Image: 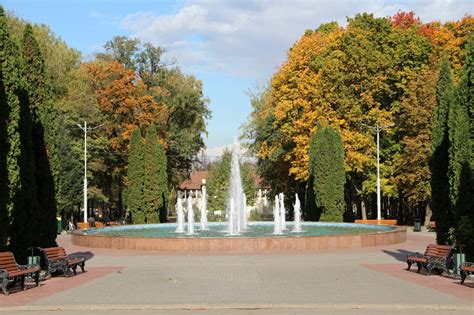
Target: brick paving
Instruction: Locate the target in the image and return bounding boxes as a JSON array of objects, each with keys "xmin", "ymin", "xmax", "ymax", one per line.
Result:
[{"xmin": 0, "ymin": 229, "xmax": 472, "ymax": 314}]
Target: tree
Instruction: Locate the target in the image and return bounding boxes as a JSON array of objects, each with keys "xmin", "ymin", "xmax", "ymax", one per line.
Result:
[
  {"xmin": 451, "ymin": 37, "xmax": 474, "ymax": 259},
  {"xmin": 22, "ymin": 24, "xmax": 57, "ymax": 247},
  {"xmin": 0, "ymin": 7, "xmax": 10, "ymax": 250},
  {"xmin": 0, "ymin": 7, "xmax": 40, "ymax": 258},
  {"xmin": 207, "ymin": 150, "xmax": 257, "ymax": 213},
  {"xmin": 97, "ymin": 36, "xmax": 210, "ymax": 189},
  {"xmin": 157, "ymin": 135, "xmax": 168, "ymax": 223},
  {"xmin": 431, "ymin": 58, "xmax": 454, "ymax": 244},
  {"xmin": 308, "ymin": 125, "xmax": 345, "ymax": 222},
  {"xmin": 394, "ymin": 70, "xmax": 437, "ymax": 223},
  {"xmin": 55, "ymin": 118, "xmax": 82, "ymax": 218},
  {"xmin": 143, "ymin": 125, "xmax": 167, "ymax": 223},
  {"xmin": 126, "ymin": 128, "xmax": 145, "ymax": 223}
]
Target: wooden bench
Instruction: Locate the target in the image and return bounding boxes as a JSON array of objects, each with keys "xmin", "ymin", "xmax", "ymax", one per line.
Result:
[
  {"xmin": 406, "ymin": 244, "xmax": 452, "ymax": 275},
  {"xmin": 0, "ymin": 252, "xmax": 40, "ymax": 295},
  {"xmin": 460, "ymin": 262, "xmax": 474, "ymax": 285},
  {"xmin": 31, "ymin": 247, "xmax": 85, "ymax": 278}
]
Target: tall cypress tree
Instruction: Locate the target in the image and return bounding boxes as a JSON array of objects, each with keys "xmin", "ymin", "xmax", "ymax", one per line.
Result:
[
  {"xmin": 0, "ymin": 7, "xmax": 40, "ymax": 257},
  {"xmin": 452, "ymin": 37, "xmax": 474, "ymax": 259},
  {"xmin": 431, "ymin": 58, "xmax": 454, "ymax": 245},
  {"xmin": 127, "ymin": 128, "xmax": 145, "ymax": 224},
  {"xmin": 22, "ymin": 24, "xmax": 57, "ymax": 247},
  {"xmin": 157, "ymin": 137, "xmax": 168, "ymax": 223},
  {"xmin": 305, "ymin": 137, "xmax": 318, "ymax": 221},
  {"xmin": 308, "ymin": 125, "xmax": 345, "ymax": 222},
  {"xmin": 144, "ymin": 125, "xmax": 162, "ymax": 223},
  {"xmin": 0, "ymin": 6, "xmax": 11, "ymax": 250}
]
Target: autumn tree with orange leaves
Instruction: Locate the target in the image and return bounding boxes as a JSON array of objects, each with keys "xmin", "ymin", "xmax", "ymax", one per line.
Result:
[{"xmin": 245, "ymin": 12, "xmax": 473, "ymax": 224}]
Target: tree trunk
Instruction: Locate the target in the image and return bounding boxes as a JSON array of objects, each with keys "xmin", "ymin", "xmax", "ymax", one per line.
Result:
[
  {"xmin": 424, "ymin": 203, "xmax": 432, "ymax": 227},
  {"xmin": 361, "ymin": 200, "xmax": 367, "ymax": 220}
]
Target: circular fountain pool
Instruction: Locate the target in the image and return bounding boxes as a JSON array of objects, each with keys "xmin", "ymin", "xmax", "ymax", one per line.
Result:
[{"xmin": 71, "ymin": 222, "xmax": 406, "ymax": 252}]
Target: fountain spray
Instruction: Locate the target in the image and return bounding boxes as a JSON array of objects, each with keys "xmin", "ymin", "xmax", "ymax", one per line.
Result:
[
  {"xmin": 175, "ymin": 197, "xmax": 185, "ymax": 233},
  {"xmin": 273, "ymin": 195, "xmax": 282, "ymax": 235},
  {"xmin": 187, "ymin": 195, "xmax": 194, "ymax": 235},
  {"xmin": 293, "ymin": 193, "xmax": 302, "ymax": 233}
]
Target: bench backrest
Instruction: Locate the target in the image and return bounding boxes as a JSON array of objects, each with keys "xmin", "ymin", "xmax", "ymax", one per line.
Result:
[
  {"xmin": 43, "ymin": 247, "xmax": 67, "ymax": 261},
  {"xmin": 0, "ymin": 252, "xmax": 18, "ymax": 273},
  {"xmin": 424, "ymin": 244, "xmax": 451, "ymax": 258}
]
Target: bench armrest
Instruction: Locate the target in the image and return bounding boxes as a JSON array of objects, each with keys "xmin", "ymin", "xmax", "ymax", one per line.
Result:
[
  {"xmin": 17, "ymin": 264, "xmax": 31, "ymax": 270},
  {"xmin": 0, "ymin": 269, "xmax": 8, "ymax": 279},
  {"xmin": 407, "ymin": 252, "xmax": 423, "ymax": 259}
]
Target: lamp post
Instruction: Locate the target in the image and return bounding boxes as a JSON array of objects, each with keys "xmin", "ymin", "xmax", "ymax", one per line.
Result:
[
  {"xmin": 77, "ymin": 121, "xmax": 104, "ymax": 223},
  {"xmin": 362, "ymin": 122, "xmax": 394, "ymax": 221}
]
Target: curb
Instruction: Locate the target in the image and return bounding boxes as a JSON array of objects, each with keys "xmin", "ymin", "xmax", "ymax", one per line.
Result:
[{"xmin": 0, "ymin": 303, "xmax": 472, "ymax": 312}]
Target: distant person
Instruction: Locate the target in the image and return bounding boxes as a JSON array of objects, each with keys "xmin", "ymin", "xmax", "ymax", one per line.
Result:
[{"xmin": 87, "ymin": 216, "xmax": 96, "ymax": 228}]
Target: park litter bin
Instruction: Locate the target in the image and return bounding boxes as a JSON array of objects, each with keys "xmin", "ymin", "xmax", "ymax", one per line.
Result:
[
  {"xmin": 413, "ymin": 219, "xmax": 421, "ymax": 232},
  {"xmin": 56, "ymin": 216, "xmax": 62, "ymax": 234}
]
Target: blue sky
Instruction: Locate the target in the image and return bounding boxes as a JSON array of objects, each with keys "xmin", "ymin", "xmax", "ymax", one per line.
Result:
[{"xmin": 1, "ymin": 0, "xmax": 472, "ymax": 149}]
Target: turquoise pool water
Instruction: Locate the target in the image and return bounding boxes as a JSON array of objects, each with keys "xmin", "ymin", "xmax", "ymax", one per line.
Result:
[{"xmin": 85, "ymin": 222, "xmax": 394, "ymax": 238}]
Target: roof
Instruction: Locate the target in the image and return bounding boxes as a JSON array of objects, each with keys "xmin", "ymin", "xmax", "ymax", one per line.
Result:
[
  {"xmin": 178, "ymin": 170, "xmax": 208, "ymax": 190},
  {"xmin": 178, "ymin": 169, "xmax": 270, "ymax": 190}
]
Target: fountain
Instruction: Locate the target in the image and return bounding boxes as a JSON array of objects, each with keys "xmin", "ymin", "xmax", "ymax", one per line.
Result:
[
  {"xmin": 293, "ymin": 193, "xmax": 302, "ymax": 233},
  {"xmin": 228, "ymin": 141, "xmax": 246, "ymax": 235},
  {"xmin": 74, "ymin": 141, "xmax": 406, "ymax": 252},
  {"xmin": 175, "ymin": 197, "xmax": 185, "ymax": 233},
  {"xmin": 279, "ymin": 193, "xmax": 286, "ymax": 231},
  {"xmin": 273, "ymin": 195, "xmax": 282, "ymax": 235},
  {"xmin": 200, "ymin": 180, "xmax": 208, "ymax": 230},
  {"xmin": 187, "ymin": 195, "xmax": 194, "ymax": 235}
]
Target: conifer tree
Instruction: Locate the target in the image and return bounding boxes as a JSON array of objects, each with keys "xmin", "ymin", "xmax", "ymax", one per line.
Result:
[
  {"xmin": 431, "ymin": 58, "xmax": 454, "ymax": 244},
  {"xmin": 22, "ymin": 24, "xmax": 57, "ymax": 247},
  {"xmin": 451, "ymin": 37, "xmax": 474, "ymax": 259},
  {"xmin": 0, "ymin": 6, "xmax": 10, "ymax": 250},
  {"xmin": 10, "ymin": 84, "xmax": 40, "ymax": 258},
  {"xmin": 0, "ymin": 7, "xmax": 39, "ymax": 256},
  {"xmin": 308, "ymin": 125, "xmax": 345, "ymax": 222},
  {"xmin": 127, "ymin": 128, "xmax": 145, "ymax": 223},
  {"xmin": 144, "ymin": 125, "xmax": 163, "ymax": 223},
  {"xmin": 305, "ymin": 142, "xmax": 318, "ymax": 221},
  {"xmin": 157, "ymin": 137, "xmax": 168, "ymax": 223}
]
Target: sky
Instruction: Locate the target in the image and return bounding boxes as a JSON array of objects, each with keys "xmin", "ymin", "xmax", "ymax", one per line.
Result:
[{"xmin": 1, "ymin": 0, "xmax": 472, "ymax": 149}]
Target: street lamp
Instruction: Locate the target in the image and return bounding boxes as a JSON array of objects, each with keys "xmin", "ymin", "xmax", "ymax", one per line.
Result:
[
  {"xmin": 77, "ymin": 121, "xmax": 104, "ymax": 223},
  {"xmin": 361, "ymin": 122, "xmax": 394, "ymax": 221}
]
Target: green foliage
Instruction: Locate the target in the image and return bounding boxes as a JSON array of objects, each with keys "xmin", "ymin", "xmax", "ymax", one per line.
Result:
[
  {"xmin": 157, "ymin": 133, "xmax": 168, "ymax": 223},
  {"xmin": 55, "ymin": 118, "xmax": 82, "ymax": 216},
  {"xmin": 127, "ymin": 128, "xmax": 145, "ymax": 224},
  {"xmin": 9, "ymin": 84, "xmax": 40, "ymax": 257},
  {"xmin": 452, "ymin": 37, "xmax": 474, "ymax": 259},
  {"xmin": 431, "ymin": 58, "xmax": 454, "ymax": 244},
  {"xmin": 308, "ymin": 125, "xmax": 345, "ymax": 222},
  {"xmin": 98, "ymin": 36, "xmax": 210, "ymax": 189},
  {"xmin": 22, "ymin": 24, "xmax": 57, "ymax": 247},
  {"xmin": 249, "ymin": 209, "xmax": 261, "ymax": 221},
  {"xmin": 0, "ymin": 6, "xmax": 10, "ymax": 250},
  {"xmin": 207, "ymin": 150, "xmax": 257, "ymax": 212},
  {"xmin": 394, "ymin": 70, "xmax": 437, "ymax": 208},
  {"xmin": 143, "ymin": 125, "xmax": 168, "ymax": 223},
  {"xmin": 0, "ymin": 6, "xmax": 37, "ymax": 256}
]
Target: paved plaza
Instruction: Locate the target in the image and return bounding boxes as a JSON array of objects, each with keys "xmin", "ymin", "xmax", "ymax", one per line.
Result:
[{"xmin": 0, "ymin": 229, "xmax": 472, "ymax": 314}]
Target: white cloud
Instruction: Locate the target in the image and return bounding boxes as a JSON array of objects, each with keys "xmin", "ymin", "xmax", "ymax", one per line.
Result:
[{"xmin": 120, "ymin": 0, "xmax": 473, "ymax": 80}]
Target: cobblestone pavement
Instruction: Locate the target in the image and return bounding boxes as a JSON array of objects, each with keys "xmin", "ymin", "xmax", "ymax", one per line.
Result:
[{"xmin": 0, "ymin": 229, "xmax": 472, "ymax": 314}]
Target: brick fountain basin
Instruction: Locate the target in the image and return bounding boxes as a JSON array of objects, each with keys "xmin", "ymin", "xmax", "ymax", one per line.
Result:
[{"xmin": 71, "ymin": 222, "xmax": 406, "ymax": 252}]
